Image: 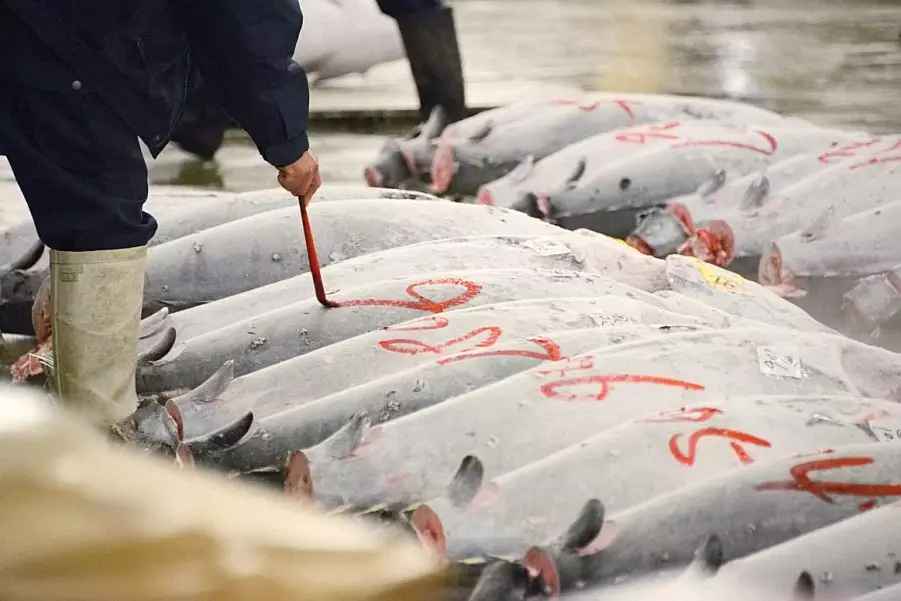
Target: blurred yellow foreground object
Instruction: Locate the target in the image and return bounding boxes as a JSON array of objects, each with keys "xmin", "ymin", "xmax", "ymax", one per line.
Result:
[{"xmin": 0, "ymin": 384, "xmax": 441, "ymax": 601}]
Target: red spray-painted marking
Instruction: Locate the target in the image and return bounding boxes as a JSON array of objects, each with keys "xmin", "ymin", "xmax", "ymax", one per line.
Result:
[
  {"xmin": 615, "ymin": 121, "xmax": 682, "ymax": 144},
  {"xmin": 383, "ymin": 316, "xmax": 450, "ymax": 332},
  {"xmin": 849, "ymin": 155, "xmax": 901, "ymax": 171},
  {"xmin": 616, "ymin": 100, "xmax": 638, "ymax": 120},
  {"xmin": 550, "ymin": 98, "xmax": 601, "ymax": 112},
  {"xmin": 643, "ymin": 407, "xmax": 724, "ymax": 423},
  {"xmin": 671, "ymin": 130, "xmax": 778, "ymax": 156},
  {"xmin": 540, "ymin": 374, "xmax": 704, "ymax": 401},
  {"xmin": 669, "ymin": 428, "xmax": 772, "ymax": 466},
  {"xmin": 436, "ymin": 336, "xmax": 563, "ymax": 365},
  {"xmin": 534, "ymin": 355, "xmax": 596, "ymax": 378},
  {"xmin": 333, "ymin": 278, "xmax": 482, "ymax": 313},
  {"xmin": 379, "ymin": 326, "xmax": 503, "ymax": 356},
  {"xmin": 817, "ymin": 139, "xmax": 882, "ymax": 164},
  {"xmin": 755, "ymin": 456, "xmax": 901, "ymax": 511}
]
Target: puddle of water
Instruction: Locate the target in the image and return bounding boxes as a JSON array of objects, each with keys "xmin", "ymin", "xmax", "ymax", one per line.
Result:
[{"xmin": 148, "ymin": 0, "xmax": 901, "ymax": 191}]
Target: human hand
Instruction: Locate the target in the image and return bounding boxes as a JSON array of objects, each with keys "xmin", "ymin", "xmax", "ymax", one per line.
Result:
[{"xmin": 278, "ymin": 151, "xmax": 321, "ymax": 205}]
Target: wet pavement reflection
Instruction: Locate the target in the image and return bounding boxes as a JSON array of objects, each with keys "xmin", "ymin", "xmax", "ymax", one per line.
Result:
[{"xmin": 149, "ymin": 0, "xmax": 901, "ymax": 191}]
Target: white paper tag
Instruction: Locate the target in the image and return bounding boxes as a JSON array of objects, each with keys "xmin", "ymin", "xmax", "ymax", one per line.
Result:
[
  {"xmin": 590, "ymin": 313, "xmax": 632, "ymax": 327},
  {"xmin": 868, "ymin": 419, "xmax": 901, "ymax": 443},
  {"xmin": 757, "ymin": 346, "xmax": 804, "ymax": 379},
  {"xmin": 522, "ymin": 238, "xmax": 572, "ymax": 257}
]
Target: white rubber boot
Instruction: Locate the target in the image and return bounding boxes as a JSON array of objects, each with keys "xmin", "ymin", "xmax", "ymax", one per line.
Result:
[{"xmin": 50, "ymin": 246, "xmax": 147, "ymax": 426}]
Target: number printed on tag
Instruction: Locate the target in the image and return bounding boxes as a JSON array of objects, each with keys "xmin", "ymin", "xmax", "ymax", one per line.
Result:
[
  {"xmin": 688, "ymin": 257, "xmax": 744, "ymax": 293},
  {"xmin": 522, "ymin": 238, "xmax": 572, "ymax": 257},
  {"xmin": 757, "ymin": 346, "xmax": 804, "ymax": 379},
  {"xmin": 868, "ymin": 419, "xmax": 901, "ymax": 443}
]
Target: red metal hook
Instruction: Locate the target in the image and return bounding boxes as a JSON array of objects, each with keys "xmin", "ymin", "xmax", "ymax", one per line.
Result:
[{"xmin": 298, "ymin": 195, "xmax": 340, "ymax": 308}]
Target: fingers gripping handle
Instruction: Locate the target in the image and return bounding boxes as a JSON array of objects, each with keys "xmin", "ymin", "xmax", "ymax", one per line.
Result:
[{"xmin": 298, "ymin": 196, "xmax": 340, "ymax": 308}]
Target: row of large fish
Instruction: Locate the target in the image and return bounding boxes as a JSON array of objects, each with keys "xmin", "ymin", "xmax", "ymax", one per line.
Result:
[
  {"xmin": 3, "ymin": 93, "xmax": 901, "ymax": 600},
  {"xmin": 364, "ymin": 92, "xmax": 901, "ymax": 350}
]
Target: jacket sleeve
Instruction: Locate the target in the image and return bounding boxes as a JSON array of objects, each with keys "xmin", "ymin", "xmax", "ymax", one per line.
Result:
[{"xmin": 174, "ymin": 0, "xmax": 310, "ymax": 168}]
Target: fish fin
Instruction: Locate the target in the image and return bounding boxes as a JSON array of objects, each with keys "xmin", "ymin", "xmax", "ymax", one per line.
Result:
[
  {"xmin": 740, "ymin": 174, "xmax": 770, "ymax": 210},
  {"xmin": 575, "ymin": 519, "xmax": 619, "ymax": 556},
  {"xmin": 559, "ymin": 498, "xmax": 605, "ymax": 552},
  {"xmin": 136, "ymin": 326, "xmax": 176, "ymax": 365},
  {"xmin": 696, "ymin": 169, "xmax": 727, "ymax": 197},
  {"xmin": 184, "ymin": 411, "xmax": 254, "ymax": 457},
  {"xmin": 792, "ymin": 571, "xmax": 816, "ymax": 600},
  {"xmin": 284, "ymin": 450, "xmax": 315, "ymax": 501},
  {"xmin": 139, "ymin": 307, "xmax": 170, "ymax": 340},
  {"xmin": 469, "ymin": 121, "xmax": 493, "ymax": 143},
  {"xmin": 799, "ymin": 205, "xmax": 837, "ymax": 241},
  {"xmin": 564, "ymin": 157, "xmax": 586, "ymax": 189},
  {"xmin": 164, "ymin": 400, "xmax": 185, "ymax": 441},
  {"xmin": 410, "ymin": 504, "xmax": 448, "ymax": 564},
  {"xmin": 174, "ymin": 443, "xmax": 195, "ymax": 469},
  {"xmin": 317, "ymin": 411, "xmax": 371, "ymax": 460},
  {"xmin": 692, "ymin": 534, "xmax": 724, "ymax": 576},
  {"xmin": 447, "ymin": 455, "xmax": 485, "ymax": 509},
  {"xmin": 421, "ymin": 105, "xmax": 448, "ymax": 140},
  {"xmin": 4, "ymin": 240, "xmax": 45, "ymax": 272},
  {"xmin": 171, "ymin": 360, "xmax": 235, "ymax": 406},
  {"xmin": 523, "ymin": 546, "xmax": 561, "ymax": 598},
  {"xmin": 507, "ymin": 155, "xmax": 535, "ymax": 184}
]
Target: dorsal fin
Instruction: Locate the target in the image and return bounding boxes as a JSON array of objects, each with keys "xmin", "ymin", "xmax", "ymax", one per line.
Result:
[
  {"xmin": 740, "ymin": 174, "xmax": 770, "ymax": 210},
  {"xmin": 799, "ymin": 205, "xmax": 837, "ymax": 241},
  {"xmin": 696, "ymin": 169, "xmax": 727, "ymax": 197}
]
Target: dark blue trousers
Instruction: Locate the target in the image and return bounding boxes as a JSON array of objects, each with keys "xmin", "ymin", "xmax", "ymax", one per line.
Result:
[
  {"xmin": 375, "ymin": 0, "xmax": 442, "ymax": 19},
  {"xmin": 0, "ymin": 79, "xmax": 156, "ymax": 253}
]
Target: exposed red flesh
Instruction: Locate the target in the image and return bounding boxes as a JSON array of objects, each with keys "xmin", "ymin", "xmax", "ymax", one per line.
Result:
[
  {"xmin": 666, "ymin": 200, "xmax": 696, "ymax": 234},
  {"xmin": 758, "ymin": 242, "xmax": 784, "ymax": 285},
  {"xmin": 363, "ymin": 166, "xmax": 383, "ymax": 187},
  {"xmin": 430, "ymin": 144, "xmax": 456, "ymax": 193},
  {"xmin": 625, "ymin": 234, "xmax": 655, "ymax": 256},
  {"xmin": 477, "ymin": 187, "xmax": 495, "ymax": 206},
  {"xmin": 685, "ymin": 220, "xmax": 736, "ymax": 268}
]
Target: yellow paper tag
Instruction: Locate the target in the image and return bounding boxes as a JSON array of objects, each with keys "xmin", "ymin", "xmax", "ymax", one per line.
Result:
[
  {"xmin": 611, "ymin": 237, "xmax": 637, "ymax": 251},
  {"xmin": 688, "ymin": 257, "xmax": 744, "ymax": 293}
]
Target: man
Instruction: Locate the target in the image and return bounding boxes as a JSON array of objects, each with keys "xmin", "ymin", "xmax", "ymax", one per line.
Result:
[
  {"xmin": 0, "ymin": 0, "xmax": 321, "ymax": 426},
  {"xmin": 172, "ymin": 0, "xmax": 467, "ymax": 161}
]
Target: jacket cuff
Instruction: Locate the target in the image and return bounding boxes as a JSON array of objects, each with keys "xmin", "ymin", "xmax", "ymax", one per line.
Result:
[{"xmin": 262, "ymin": 131, "xmax": 310, "ymax": 168}]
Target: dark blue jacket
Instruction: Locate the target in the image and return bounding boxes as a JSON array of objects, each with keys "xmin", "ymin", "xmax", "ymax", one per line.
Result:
[{"xmin": 0, "ymin": 0, "xmax": 310, "ymax": 167}]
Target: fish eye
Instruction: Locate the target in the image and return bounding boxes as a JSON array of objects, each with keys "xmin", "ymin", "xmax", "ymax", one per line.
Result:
[{"xmin": 619, "ymin": 178, "xmax": 631, "ymax": 191}]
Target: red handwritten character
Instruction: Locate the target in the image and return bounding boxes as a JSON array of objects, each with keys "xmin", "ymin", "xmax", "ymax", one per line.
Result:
[
  {"xmin": 534, "ymin": 355, "xmax": 595, "ymax": 378},
  {"xmin": 540, "ymin": 373, "xmax": 704, "ymax": 402},
  {"xmin": 669, "ymin": 427, "xmax": 772, "ymax": 466},
  {"xmin": 817, "ymin": 139, "xmax": 881, "ymax": 164},
  {"xmin": 379, "ymin": 326, "xmax": 502, "ymax": 356},
  {"xmin": 671, "ymin": 130, "xmax": 778, "ymax": 156},
  {"xmin": 436, "ymin": 336, "xmax": 563, "ymax": 366},
  {"xmin": 754, "ymin": 456, "xmax": 901, "ymax": 511},
  {"xmin": 642, "ymin": 407, "xmax": 723, "ymax": 423},
  {"xmin": 334, "ymin": 278, "xmax": 482, "ymax": 313},
  {"xmin": 616, "ymin": 121, "xmax": 682, "ymax": 144}
]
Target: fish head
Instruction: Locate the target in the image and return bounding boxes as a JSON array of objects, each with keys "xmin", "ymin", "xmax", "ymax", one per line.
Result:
[
  {"xmin": 110, "ymin": 398, "xmax": 184, "ymax": 457},
  {"xmin": 477, "ymin": 156, "xmax": 538, "ymax": 209},
  {"xmin": 431, "ymin": 121, "xmax": 502, "ymax": 196},
  {"xmin": 364, "ymin": 138, "xmax": 415, "ymax": 189},
  {"xmin": 758, "ymin": 241, "xmax": 807, "ymax": 298},
  {"xmin": 627, "ymin": 202, "xmax": 696, "ymax": 258},
  {"xmin": 467, "ymin": 558, "xmax": 542, "ymax": 601}
]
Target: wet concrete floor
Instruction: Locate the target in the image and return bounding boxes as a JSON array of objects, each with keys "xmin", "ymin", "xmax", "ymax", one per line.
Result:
[{"xmin": 149, "ymin": 0, "xmax": 901, "ymax": 192}]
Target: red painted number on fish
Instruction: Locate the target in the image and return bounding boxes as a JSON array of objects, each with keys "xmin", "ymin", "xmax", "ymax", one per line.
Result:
[
  {"xmin": 671, "ymin": 130, "xmax": 778, "ymax": 156},
  {"xmin": 642, "ymin": 407, "xmax": 724, "ymax": 423},
  {"xmin": 848, "ymin": 140, "xmax": 901, "ymax": 170},
  {"xmin": 379, "ymin": 313, "xmax": 564, "ymax": 364},
  {"xmin": 669, "ymin": 428, "xmax": 772, "ymax": 466},
  {"xmin": 333, "ymin": 278, "xmax": 481, "ymax": 313},
  {"xmin": 540, "ymin": 373, "xmax": 704, "ymax": 401},
  {"xmin": 755, "ymin": 456, "xmax": 901, "ymax": 511},
  {"xmin": 379, "ymin": 326, "xmax": 502, "ymax": 356},
  {"xmin": 817, "ymin": 139, "xmax": 882, "ymax": 164},
  {"xmin": 615, "ymin": 121, "xmax": 682, "ymax": 144},
  {"xmin": 436, "ymin": 336, "xmax": 563, "ymax": 365}
]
